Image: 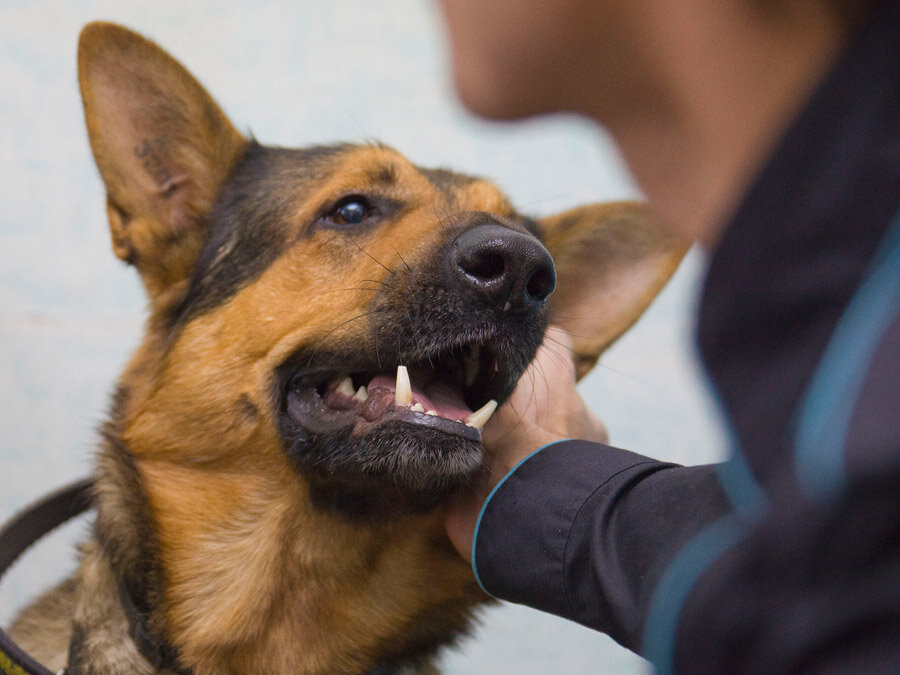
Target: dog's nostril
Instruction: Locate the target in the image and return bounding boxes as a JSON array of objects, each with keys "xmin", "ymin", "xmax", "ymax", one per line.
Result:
[
  {"xmin": 526, "ymin": 266, "xmax": 554, "ymax": 303},
  {"xmin": 460, "ymin": 250, "xmax": 505, "ymax": 282}
]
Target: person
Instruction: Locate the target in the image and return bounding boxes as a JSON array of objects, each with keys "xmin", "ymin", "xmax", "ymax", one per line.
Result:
[{"xmin": 436, "ymin": 0, "xmax": 900, "ymax": 672}]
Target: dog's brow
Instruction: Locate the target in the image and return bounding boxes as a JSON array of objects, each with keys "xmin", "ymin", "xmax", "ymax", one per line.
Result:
[
  {"xmin": 419, "ymin": 167, "xmax": 477, "ymax": 196},
  {"xmin": 366, "ymin": 163, "xmax": 399, "ymax": 186},
  {"xmin": 414, "ymin": 167, "xmax": 477, "ymax": 211}
]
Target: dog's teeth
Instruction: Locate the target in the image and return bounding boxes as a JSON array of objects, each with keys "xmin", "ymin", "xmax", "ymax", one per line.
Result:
[
  {"xmin": 410, "ymin": 402, "xmax": 425, "ymax": 413},
  {"xmin": 352, "ymin": 385, "xmax": 368, "ymax": 402},
  {"xmin": 395, "ymin": 365, "xmax": 412, "ymax": 406},
  {"xmin": 425, "ymin": 409, "xmax": 438, "ymax": 416},
  {"xmin": 336, "ymin": 377, "xmax": 355, "ymax": 398},
  {"xmin": 465, "ymin": 400, "xmax": 498, "ymax": 429}
]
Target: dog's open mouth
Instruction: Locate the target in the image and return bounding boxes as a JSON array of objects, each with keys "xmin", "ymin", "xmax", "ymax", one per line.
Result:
[
  {"xmin": 276, "ymin": 328, "xmax": 542, "ymax": 514},
  {"xmin": 283, "ymin": 341, "xmax": 504, "ymax": 443}
]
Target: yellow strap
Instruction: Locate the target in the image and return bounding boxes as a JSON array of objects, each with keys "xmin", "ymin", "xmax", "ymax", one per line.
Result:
[{"xmin": 0, "ymin": 648, "xmax": 30, "ymax": 675}]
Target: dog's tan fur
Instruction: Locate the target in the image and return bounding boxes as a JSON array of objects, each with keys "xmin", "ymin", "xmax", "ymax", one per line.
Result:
[{"xmin": 8, "ymin": 22, "xmax": 686, "ymax": 674}]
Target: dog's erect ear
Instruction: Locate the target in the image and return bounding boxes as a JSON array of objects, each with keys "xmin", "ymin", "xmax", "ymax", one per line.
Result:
[
  {"xmin": 78, "ymin": 22, "xmax": 247, "ymax": 303},
  {"xmin": 540, "ymin": 201, "xmax": 688, "ymax": 380}
]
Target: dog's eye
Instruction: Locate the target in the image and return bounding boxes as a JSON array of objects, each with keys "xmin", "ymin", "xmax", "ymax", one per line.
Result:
[{"xmin": 327, "ymin": 196, "xmax": 373, "ymax": 227}]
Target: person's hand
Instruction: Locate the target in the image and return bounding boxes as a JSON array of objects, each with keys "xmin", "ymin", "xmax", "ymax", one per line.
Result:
[{"xmin": 444, "ymin": 326, "xmax": 608, "ymax": 561}]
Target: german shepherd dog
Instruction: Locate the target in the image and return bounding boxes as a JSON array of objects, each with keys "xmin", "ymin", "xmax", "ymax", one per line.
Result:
[{"xmin": 8, "ymin": 22, "xmax": 684, "ymax": 674}]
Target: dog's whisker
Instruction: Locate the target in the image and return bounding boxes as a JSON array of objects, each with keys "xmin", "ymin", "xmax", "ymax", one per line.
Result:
[
  {"xmin": 433, "ymin": 204, "xmax": 454, "ymax": 233},
  {"xmin": 544, "ymin": 321, "xmax": 614, "ymax": 343},
  {"xmin": 394, "ymin": 248, "xmax": 412, "ymax": 273},
  {"xmin": 540, "ymin": 342, "xmax": 571, "ymax": 365},
  {"xmin": 359, "ymin": 278, "xmax": 396, "ymax": 290},
  {"xmin": 515, "ymin": 186, "xmax": 591, "ymax": 210},
  {"xmin": 351, "ymin": 238, "xmax": 396, "ymax": 276},
  {"xmin": 315, "ymin": 286, "xmax": 386, "ymax": 296},
  {"xmin": 543, "ymin": 335, "xmax": 578, "ymax": 356},
  {"xmin": 304, "ymin": 311, "xmax": 381, "ymax": 370},
  {"xmin": 372, "ymin": 326, "xmax": 382, "ymax": 371}
]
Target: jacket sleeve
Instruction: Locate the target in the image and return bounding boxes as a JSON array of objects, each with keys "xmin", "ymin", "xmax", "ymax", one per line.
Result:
[
  {"xmin": 471, "ymin": 439, "xmax": 730, "ymax": 652},
  {"xmin": 473, "ymin": 442, "xmax": 900, "ymax": 673}
]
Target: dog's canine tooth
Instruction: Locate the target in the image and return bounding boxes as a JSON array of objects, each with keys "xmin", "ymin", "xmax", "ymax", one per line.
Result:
[
  {"xmin": 425, "ymin": 409, "xmax": 438, "ymax": 416},
  {"xmin": 395, "ymin": 366, "xmax": 412, "ymax": 407},
  {"xmin": 352, "ymin": 385, "xmax": 369, "ymax": 402},
  {"xmin": 410, "ymin": 402, "xmax": 425, "ymax": 413},
  {"xmin": 336, "ymin": 377, "xmax": 355, "ymax": 398},
  {"xmin": 465, "ymin": 400, "xmax": 498, "ymax": 429}
]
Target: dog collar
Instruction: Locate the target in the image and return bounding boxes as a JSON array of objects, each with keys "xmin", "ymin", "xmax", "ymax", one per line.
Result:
[
  {"xmin": 0, "ymin": 479, "xmax": 93, "ymax": 675},
  {"xmin": 0, "ymin": 480, "xmax": 189, "ymax": 675},
  {"xmin": 111, "ymin": 576, "xmax": 191, "ymax": 675}
]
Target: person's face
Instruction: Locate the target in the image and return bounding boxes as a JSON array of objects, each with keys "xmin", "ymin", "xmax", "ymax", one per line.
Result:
[{"xmin": 435, "ymin": 0, "xmax": 617, "ymax": 120}]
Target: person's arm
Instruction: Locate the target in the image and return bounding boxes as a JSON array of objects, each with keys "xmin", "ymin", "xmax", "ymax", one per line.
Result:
[{"xmin": 445, "ymin": 327, "xmax": 730, "ymax": 650}]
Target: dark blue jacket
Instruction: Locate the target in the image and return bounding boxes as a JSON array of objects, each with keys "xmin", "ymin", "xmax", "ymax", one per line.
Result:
[{"xmin": 472, "ymin": 3, "xmax": 900, "ymax": 672}]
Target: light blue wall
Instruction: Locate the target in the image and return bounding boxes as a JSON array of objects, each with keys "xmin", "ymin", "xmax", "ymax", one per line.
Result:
[{"xmin": 0, "ymin": 2, "xmax": 726, "ymax": 672}]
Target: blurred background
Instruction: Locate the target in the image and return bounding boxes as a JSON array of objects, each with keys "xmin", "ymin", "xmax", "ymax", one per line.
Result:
[{"xmin": 0, "ymin": 1, "xmax": 726, "ymax": 672}]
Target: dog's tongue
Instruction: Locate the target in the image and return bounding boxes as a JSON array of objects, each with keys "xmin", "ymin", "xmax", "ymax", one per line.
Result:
[{"xmin": 367, "ymin": 369, "xmax": 473, "ymax": 422}]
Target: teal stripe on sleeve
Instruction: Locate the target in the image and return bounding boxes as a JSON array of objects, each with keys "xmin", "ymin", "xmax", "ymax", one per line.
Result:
[
  {"xmin": 642, "ymin": 515, "xmax": 748, "ymax": 674},
  {"xmin": 794, "ymin": 209, "xmax": 900, "ymax": 501}
]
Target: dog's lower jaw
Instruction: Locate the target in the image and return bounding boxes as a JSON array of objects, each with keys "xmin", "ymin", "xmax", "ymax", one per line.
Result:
[{"xmin": 286, "ymin": 423, "xmax": 484, "ymax": 518}]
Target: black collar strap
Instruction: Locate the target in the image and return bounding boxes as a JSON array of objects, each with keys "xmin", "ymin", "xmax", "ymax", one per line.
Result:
[
  {"xmin": 113, "ymin": 577, "xmax": 190, "ymax": 675},
  {"xmin": 0, "ymin": 478, "xmax": 93, "ymax": 675},
  {"xmin": 0, "ymin": 479, "xmax": 187, "ymax": 675}
]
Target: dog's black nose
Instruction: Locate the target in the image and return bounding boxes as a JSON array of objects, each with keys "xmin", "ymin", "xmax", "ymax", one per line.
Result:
[{"xmin": 452, "ymin": 224, "xmax": 556, "ymax": 312}]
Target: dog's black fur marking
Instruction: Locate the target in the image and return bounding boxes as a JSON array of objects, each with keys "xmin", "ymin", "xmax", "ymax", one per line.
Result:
[
  {"xmin": 366, "ymin": 162, "xmax": 399, "ymax": 187},
  {"xmin": 93, "ymin": 383, "xmax": 169, "ymax": 651},
  {"xmin": 171, "ymin": 142, "xmax": 354, "ymax": 326},
  {"xmin": 419, "ymin": 167, "xmax": 479, "ymax": 211}
]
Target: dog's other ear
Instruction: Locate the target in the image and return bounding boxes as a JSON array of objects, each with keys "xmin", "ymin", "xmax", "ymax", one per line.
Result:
[
  {"xmin": 78, "ymin": 22, "xmax": 247, "ymax": 305},
  {"xmin": 539, "ymin": 201, "xmax": 688, "ymax": 380}
]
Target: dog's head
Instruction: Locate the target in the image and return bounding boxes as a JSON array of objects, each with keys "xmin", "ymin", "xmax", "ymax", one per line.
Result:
[{"xmin": 79, "ymin": 23, "xmax": 685, "ymax": 517}]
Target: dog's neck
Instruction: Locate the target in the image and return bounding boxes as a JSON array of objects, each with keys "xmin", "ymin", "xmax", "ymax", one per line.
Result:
[
  {"xmin": 111, "ymin": 574, "xmax": 414, "ymax": 675},
  {"xmin": 92, "ymin": 430, "xmax": 481, "ymax": 673}
]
